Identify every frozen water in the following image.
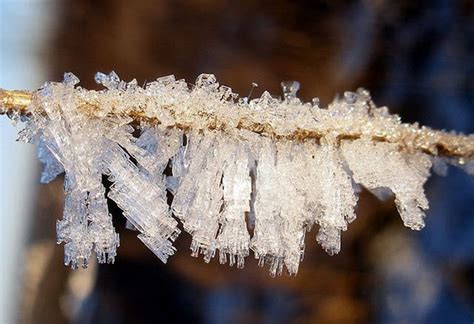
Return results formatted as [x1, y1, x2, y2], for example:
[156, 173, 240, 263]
[15, 71, 472, 275]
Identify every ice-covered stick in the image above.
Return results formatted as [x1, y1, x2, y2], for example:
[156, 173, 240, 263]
[0, 84, 473, 161]
[0, 72, 473, 275]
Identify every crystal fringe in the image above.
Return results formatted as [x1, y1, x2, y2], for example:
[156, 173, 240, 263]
[15, 71, 473, 275]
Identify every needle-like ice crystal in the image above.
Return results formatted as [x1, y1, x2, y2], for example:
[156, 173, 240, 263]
[13, 71, 473, 275]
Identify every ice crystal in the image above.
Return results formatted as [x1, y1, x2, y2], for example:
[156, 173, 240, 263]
[13, 71, 473, 276]
[341, 139, 431, 230]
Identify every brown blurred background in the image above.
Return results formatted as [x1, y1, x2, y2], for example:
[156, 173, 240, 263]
[2, 1, 474, 323]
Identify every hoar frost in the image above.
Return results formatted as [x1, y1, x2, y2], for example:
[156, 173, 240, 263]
[15, 71, 473, 276]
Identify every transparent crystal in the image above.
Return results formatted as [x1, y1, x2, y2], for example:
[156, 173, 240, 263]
[63, 72, 80, 86]
[281, 81, 300, 101]
[95, 71, 123, 90]
[309, 139, 358, 255]
[37, 138, 64, 183]
[217, 146, 251, 268]
[341, 139, 431, 230]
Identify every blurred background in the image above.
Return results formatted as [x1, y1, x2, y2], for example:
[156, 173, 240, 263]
[1, 0, 473, 323]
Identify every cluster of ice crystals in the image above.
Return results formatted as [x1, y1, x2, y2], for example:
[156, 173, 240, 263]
[17, 71, 473, 275]
[341, 139, 431, 230]
[22, 73, 120, 268]
[312, 137, 358, 255]
[217, 146, 251, 267]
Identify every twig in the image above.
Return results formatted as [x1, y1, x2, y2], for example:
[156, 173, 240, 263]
[1, 88, 473, 160]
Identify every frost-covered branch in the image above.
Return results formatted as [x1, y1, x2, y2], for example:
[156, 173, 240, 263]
[0, 72, 473, 276]
[1, 73, 473, 160]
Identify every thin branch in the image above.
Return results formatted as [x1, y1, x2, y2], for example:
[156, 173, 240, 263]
[1, 87, 473, 160]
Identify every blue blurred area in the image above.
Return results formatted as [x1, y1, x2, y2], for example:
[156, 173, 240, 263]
[372, 1, 474, 322]
[204, 287, 299, 323]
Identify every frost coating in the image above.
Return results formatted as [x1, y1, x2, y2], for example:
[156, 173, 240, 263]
[16, 71, 473, 275]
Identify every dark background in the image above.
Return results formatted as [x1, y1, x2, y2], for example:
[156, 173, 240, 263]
[13, 1, 474, 323]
